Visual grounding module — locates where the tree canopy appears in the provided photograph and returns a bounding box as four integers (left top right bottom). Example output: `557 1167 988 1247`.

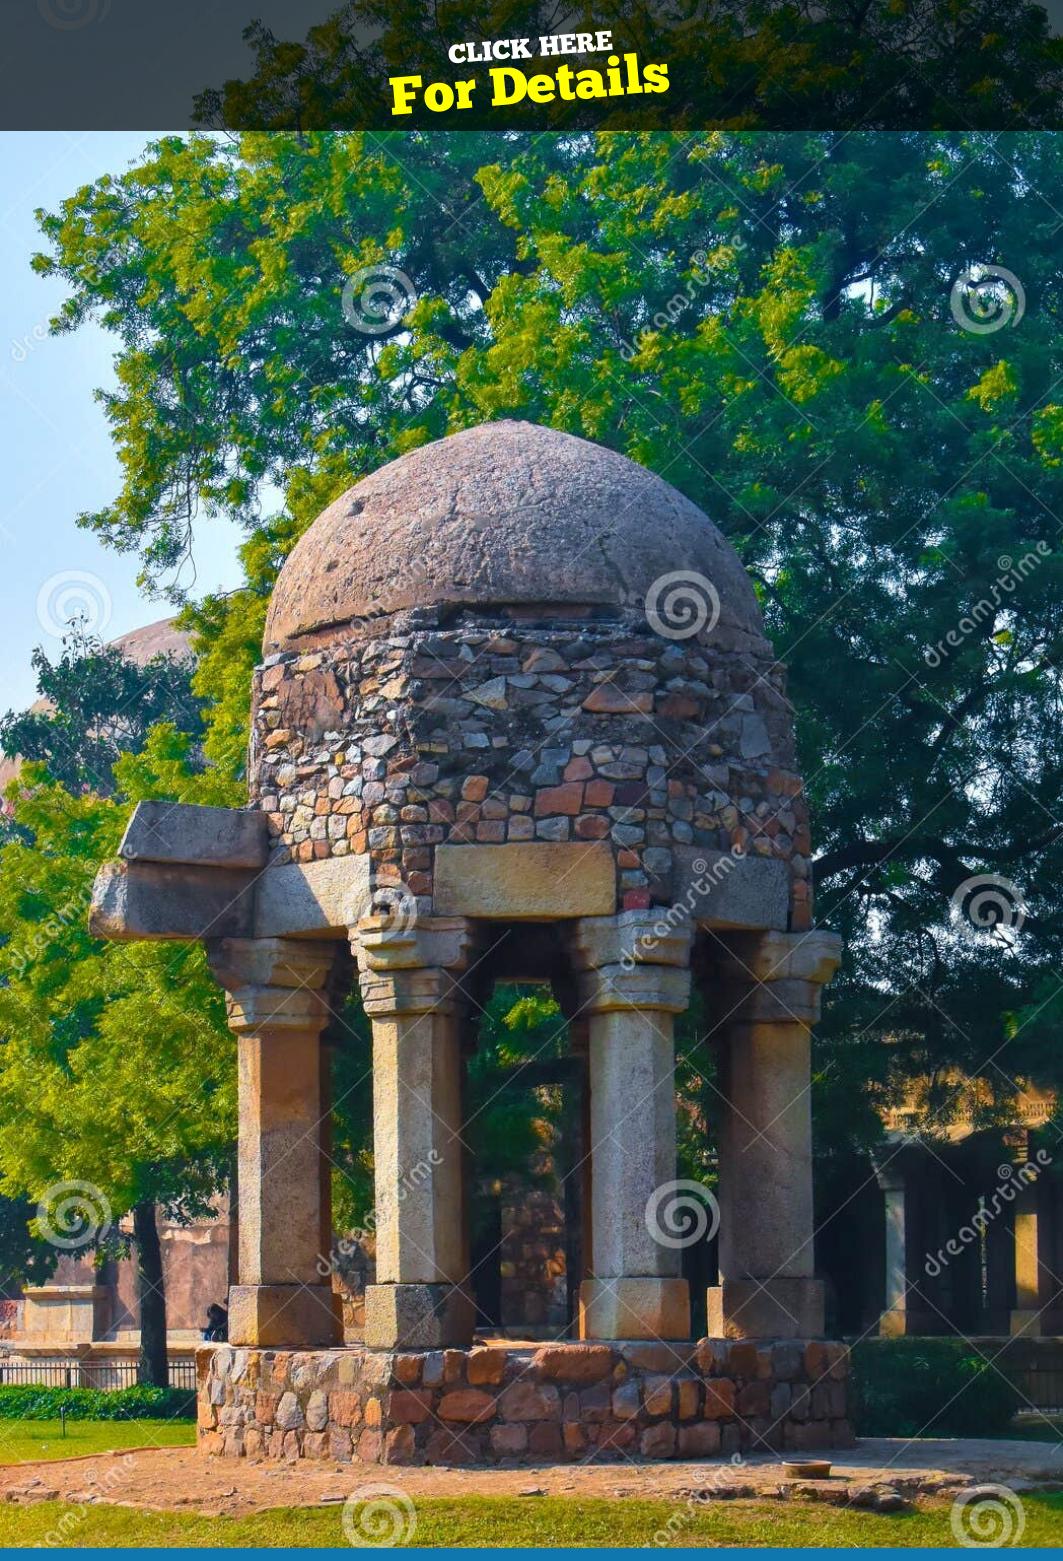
32 128 1063 1155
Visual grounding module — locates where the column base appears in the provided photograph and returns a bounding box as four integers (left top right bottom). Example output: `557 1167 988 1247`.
364 1284 474 1350
707 1277 824 1340
1010 1307 1049 1338
579 1277 690 1340
228 1284 340 1348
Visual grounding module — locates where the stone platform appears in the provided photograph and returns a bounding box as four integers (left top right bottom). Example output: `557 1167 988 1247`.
198 1339 852 1466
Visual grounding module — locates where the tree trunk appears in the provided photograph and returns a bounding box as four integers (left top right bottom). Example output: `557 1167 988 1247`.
133 1200 168 1388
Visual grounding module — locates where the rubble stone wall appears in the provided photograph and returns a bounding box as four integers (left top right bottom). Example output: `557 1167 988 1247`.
198 1338 851 1466
250 611 811 925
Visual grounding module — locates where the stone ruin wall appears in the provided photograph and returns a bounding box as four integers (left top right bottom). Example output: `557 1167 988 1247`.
199 1338 852 1467
250 610 813 928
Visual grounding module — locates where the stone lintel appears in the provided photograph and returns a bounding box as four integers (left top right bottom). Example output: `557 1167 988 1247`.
120 799 268 870
254 854 373 938
433 842 615 919
572 908 693 972
671 847 789 930
88 859 253 942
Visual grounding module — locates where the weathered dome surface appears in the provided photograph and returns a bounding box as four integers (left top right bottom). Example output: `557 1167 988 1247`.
263 421 762 654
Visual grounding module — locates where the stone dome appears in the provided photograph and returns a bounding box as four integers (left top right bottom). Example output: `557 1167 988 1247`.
263 421 763 654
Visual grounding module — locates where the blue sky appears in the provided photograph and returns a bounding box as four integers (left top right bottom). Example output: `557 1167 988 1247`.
0 132 245 712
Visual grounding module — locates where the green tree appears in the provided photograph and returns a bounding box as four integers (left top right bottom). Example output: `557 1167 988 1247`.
0 628 201 798
31 128 1063 1173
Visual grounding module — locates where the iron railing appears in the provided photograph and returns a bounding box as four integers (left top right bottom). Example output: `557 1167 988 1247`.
0 1358 197 1391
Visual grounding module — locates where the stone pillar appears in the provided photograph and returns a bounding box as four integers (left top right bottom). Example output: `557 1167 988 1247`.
872 1151 930 1337
708 929 841 1339
1009 1142 1048 1337
207 937 339 1348
351 916 476 1349
571 911 693 1341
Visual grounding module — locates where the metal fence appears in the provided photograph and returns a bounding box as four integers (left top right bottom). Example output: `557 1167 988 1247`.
0 1358 197 1392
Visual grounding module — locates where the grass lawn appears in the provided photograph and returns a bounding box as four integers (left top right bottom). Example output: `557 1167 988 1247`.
0 1493 1062 1548
0 1418 195 1463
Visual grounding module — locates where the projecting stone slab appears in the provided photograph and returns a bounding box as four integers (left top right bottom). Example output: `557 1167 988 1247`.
88 860 253 942
253 855 373 938
671 847 789 930
119 800 268 870
433 843 615 919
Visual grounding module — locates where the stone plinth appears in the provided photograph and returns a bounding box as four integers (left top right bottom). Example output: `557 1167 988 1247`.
197 1338 851 1465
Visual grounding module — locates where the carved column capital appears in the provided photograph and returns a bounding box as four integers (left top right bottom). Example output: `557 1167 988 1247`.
350 915 475 1021
718 928 842 1026
206 936 334 1035
572 909 693 973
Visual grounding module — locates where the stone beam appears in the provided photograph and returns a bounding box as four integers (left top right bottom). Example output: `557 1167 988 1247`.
433 842 615 918
670 847 789 931
88 860 253 942
119 799 268 870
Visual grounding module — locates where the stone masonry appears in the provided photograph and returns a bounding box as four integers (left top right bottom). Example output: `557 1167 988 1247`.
199 1339 852 1466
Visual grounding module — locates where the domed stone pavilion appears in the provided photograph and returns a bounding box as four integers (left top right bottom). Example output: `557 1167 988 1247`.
91 420 847 1465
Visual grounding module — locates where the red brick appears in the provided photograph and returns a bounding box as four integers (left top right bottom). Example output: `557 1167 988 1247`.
462 776 489 801
575 813 610 840
467 1348 506 1386
499 1381 561 1421
528 1421 563 1457
623 890 651 910
563 757 593 781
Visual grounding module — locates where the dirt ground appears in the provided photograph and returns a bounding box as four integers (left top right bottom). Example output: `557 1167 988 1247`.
2 1437 1062 1519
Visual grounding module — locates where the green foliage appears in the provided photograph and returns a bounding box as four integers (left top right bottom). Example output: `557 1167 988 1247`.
0 632 201 798
850 1338 1023 1437
31 127 1063 1164
0 1385 194 1421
